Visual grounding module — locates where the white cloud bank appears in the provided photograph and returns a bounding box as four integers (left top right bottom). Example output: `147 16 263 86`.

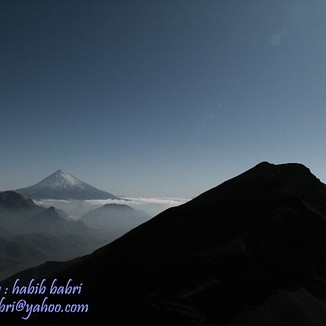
35 196 190 219
85 196 189 206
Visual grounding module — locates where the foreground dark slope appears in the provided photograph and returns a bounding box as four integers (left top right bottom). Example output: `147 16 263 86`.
6 162 326 325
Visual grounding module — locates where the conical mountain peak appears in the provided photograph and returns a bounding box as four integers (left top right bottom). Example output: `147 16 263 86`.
16 170 118 200
54 169 66 174
54 169 71 175
40 170 85 190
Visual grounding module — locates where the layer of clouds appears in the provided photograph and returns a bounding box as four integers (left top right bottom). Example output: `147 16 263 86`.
85 196 188 206
35 197 190 220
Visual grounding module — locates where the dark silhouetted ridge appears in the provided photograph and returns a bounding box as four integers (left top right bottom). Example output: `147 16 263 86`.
5 162 326 325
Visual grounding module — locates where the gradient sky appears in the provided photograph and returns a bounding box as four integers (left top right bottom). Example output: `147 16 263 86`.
1 0 326 198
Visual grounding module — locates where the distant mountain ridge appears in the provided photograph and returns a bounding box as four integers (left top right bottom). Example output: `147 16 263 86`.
0 191 39 211
16 169 118 200
0 191 109 279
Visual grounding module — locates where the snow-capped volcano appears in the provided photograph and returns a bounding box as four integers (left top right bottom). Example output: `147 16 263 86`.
36 169 87 190
16 170 118 200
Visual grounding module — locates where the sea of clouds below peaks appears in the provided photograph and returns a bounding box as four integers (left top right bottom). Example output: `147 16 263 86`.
34 197 190 220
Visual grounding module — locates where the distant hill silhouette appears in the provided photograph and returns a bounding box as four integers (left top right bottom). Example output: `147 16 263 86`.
82 203 151 239
16 169 118 200
0 191 40 211
5 162 326 325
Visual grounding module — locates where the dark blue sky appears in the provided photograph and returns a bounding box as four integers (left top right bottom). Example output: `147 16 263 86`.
1 0 326 197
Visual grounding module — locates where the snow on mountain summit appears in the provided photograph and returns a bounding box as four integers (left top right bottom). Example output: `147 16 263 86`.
37 169 86 190
15 170 118 200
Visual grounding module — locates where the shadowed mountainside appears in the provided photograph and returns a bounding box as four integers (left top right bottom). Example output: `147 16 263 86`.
5 162 326 325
